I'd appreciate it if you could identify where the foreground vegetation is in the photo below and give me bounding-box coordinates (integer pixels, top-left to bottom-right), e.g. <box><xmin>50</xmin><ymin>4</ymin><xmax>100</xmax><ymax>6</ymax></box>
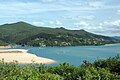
<box><xmin>0</xmin><ymin>55</ymin><xmax>120</xmax><ymax>80</ymax></box>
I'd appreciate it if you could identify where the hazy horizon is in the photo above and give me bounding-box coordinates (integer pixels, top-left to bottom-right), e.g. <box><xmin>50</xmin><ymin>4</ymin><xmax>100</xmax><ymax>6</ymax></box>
<box><xmin>0</xmin><ymin>0</ymin><xmax>120</xmax><ymax>36</ymax></box>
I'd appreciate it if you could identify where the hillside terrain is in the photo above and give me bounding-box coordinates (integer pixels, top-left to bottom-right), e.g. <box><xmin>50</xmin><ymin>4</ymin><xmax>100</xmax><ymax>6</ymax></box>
<box><xmin>0</xmin><ymin>40</ymin><xmax>8</xmax><ymax>46</ymax></box>
<box><xmin>113</xmin><ymin>36</ymin><xmax>120</xmax><ymax>40</ymax></box>
<box><xmin>0</xmin><ymin>22</ymin><xmax>119</xmax><ymax>46</ymax></box>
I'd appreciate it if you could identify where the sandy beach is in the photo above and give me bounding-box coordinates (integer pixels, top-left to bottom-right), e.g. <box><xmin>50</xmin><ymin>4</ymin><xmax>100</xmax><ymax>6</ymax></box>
<box><xmin>0</xmin><ymin>46</ymin><xmax>11</xmax><ymax>48</ymax></box>
<box><xmin>0</xmin><ymin>49</ymin><xmax>56</xmax><ymax>64</ymax></box>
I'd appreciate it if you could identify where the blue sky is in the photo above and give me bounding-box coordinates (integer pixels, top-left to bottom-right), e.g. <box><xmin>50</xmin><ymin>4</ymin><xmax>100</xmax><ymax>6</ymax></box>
<box><xmin>0</xmin><ymin>0</ymin><xmax>120</xmax><ymax>36</ymax></box>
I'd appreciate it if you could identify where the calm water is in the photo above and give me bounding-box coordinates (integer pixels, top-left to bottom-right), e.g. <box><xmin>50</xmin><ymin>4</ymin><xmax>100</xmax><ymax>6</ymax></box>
<box><xmin>12</xmin><ymin>44</ymin><xmax>120</xmax><ymax>66</ymax></box>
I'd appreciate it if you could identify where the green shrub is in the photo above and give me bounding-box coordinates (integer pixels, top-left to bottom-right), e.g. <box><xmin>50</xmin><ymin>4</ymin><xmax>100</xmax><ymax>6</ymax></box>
<box><xmin>0</xmin><ymin>56</ymin><xmax>120</xmax><ymax>80</ymax></box>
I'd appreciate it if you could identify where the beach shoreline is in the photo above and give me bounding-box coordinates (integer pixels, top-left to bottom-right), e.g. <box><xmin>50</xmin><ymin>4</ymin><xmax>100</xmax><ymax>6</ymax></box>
<box><xmin>0</xmin><ymin>46</ymin><xmax>11</xmax><ymax>49</ymax></box>
<box><xmin>104</xmin><ymin>43</ymin><xmax>120</xmax><ymax>46</ymax></box>
<box><xmin>0</xmin><ymin>49</ymin><xmax>56</xmax><ymax>64</ymax></box>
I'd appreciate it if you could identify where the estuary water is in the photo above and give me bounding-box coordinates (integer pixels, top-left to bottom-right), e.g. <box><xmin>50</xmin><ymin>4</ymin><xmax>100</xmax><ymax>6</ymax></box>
<box><xmin>12</xmin><ymin>44</ymin><xmax>120</xmax><ymax>66</ymax></box>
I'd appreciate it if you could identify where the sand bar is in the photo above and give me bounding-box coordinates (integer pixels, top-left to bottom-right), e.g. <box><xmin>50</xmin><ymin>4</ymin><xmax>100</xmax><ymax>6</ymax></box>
<box><xmin>0</xmin><ymin>46</ymin><xmax>11</xmax><ymax>48</ymax></box>
<box><xmin>0</xmin><ymin>49</ymin><xmax>56</xmax><ymax>64</ymax></box>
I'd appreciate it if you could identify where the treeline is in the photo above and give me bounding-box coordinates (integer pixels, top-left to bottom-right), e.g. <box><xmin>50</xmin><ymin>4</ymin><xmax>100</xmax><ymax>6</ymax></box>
<box><xmin>0</xmin><ymin>55</ymin><xmax>120</xmax><ymax>80</ymax></box>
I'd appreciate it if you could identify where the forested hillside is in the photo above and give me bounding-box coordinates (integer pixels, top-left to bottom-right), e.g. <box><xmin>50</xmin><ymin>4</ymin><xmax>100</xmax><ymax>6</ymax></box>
<box><xmin>0</xmin><ymin>22</ymin><xmax>119</xmax><ymax>46</ymax></box>
<box><xmin>113</xmin><ymin>36</ymin><xmax>120</xmax><ymax>40</ymax></box>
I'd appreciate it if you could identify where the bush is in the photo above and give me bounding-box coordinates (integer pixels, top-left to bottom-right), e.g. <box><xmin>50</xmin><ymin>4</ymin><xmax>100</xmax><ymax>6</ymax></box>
<box><xmin>48</xmin><ymin>62</ymin><xmax>79</xmax><ymax>80</ymax></box>
<box><xmin>93</xmin><ymin>55</ymin><xmax>120</xmax><ymax>74</ymax></box>
<box><xmin>0</xmin><ymin>56</ymin><xmax>120</xmax><ymax>80</ymax></box>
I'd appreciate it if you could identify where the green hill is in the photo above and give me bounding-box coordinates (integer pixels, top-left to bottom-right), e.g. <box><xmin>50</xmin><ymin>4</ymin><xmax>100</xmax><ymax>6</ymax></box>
<box><xmin>0</xmin><ymin>40</ymin><xmax>8</xmax><ymax>46</ymax></box>
<box><xmin>0</xmin><ymin>22</ymin><xmax>119</xmax><ymax>46</ymax></box>
<box><xmin>113</xmin><ymin>36</ymin><xmax>120</xmax><ymax>40</ymax></box>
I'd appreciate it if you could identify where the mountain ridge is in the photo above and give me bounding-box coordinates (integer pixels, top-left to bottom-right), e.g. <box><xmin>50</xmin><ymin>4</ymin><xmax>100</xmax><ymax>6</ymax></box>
<box><xmin>112</xmin><ymin>36</ymin><xmax>120</xmax><ymax>40</ymax></box>
<box><xmin>0</xmin><ymin>22</ymin><xmax>119</xmax><ymax>46</ymax></box>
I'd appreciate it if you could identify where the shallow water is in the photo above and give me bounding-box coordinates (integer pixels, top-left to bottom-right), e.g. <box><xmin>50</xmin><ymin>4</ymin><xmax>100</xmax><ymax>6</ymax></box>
<box><xmin>11</xmin><ymin>44</ymin><xmax>120</xmax><ymax>66</ymax></box>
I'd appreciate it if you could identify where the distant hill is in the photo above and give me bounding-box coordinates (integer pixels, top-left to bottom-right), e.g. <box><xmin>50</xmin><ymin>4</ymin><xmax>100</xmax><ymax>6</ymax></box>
<box><xmin>0</xmin><ymin>40</ymin><xmax>8</xmax><ymax>46</ymax></box>
<box><xmin>0</xmin><ymin>22</ymin><xmax>119</xmax><ymax>46</ymax></box>
<box><xmin>113</xmin><ymin>36</ymin><xmax>120</xmax><ymax>40</ymax></box>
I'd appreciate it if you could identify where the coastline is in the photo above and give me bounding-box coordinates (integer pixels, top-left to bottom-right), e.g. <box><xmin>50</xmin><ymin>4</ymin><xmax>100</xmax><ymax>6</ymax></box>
<box><xmin>104</xmin><ymin>43</ymin><xmax>120</xmax><ymax>46</ymax></box>
<box><xmin>0</xmin><ymin>49</ymin><xmax>56</xmax><ymax>64</ymax></box>
<box><xmin>1</xmin><ymin>42</ymin><xmax>120</xmax><ymax>49</ymax></box>
<box><xmin>104</xmin><ymin>44</ymin><xmax>113</xmax><ymax>46</ymax></box>
<box><xmin>0</xmin><ymin>46</ymin><xmax>11</xmax><ymax>49</ymax></box>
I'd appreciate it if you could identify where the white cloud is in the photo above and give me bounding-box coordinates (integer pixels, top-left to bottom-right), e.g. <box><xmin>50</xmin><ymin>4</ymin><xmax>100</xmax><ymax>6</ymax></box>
<box><xmin>74</xmin><ymin>21</ymin><xmax>93</xmax><ymax>30</ymax></box>
<box><xmin>75</xmin><ymin>21</ymin><xmax>89</xmax><ymax>27</ymax></box>
<box><xmin>92</xmin><ymin>20</ymin><xmax>120</xmax><ymax>36</ymax></box>
<box><xmin>0</xmin><ymin>0</ymin><xmax>111</xmax><ymax>16</ymax></box>
<box><xmin>56</xmin><ymin>20</ymin><xmax>63</xmax><ymax>25</ymax></box>
<box><xmin>0</xmin><ymin>0</ymin><xmax>120</xmax><ymax>16</ymax></box>
<box><xmin>41</xmin><ymin>0</ymin><xmax>56</xmax><ymax>3</ymax></box>
<box><xmin>62</xmin><ymin>15</ymin><xmax>96</xmax><ymax>21</ymax></box>
<box><xmin>74</xmin><ymin>21</ymin><xmax>100</xmax><ymax>30</ymax></box>
<box><xmin>108</xmin><ymin>17</ymin><xmax>112</xmax><ymax>19</ymax></box>
<box><xmin>49</xmin><ymin>21</ymin><xmax>54</xmax><ymax>24</ymax></box>
<box><xmin>111</xmin><ymin>20</ymin><xmax>120</xmax><ymax>26</ymax></box>
<box><xmin>88</xmin><ymin>1</ymin><xmax>105</xmax><ymax>8</ymax></box>
<box><xmin>117</xmin><ymin>9</ymin><xmax>120</xmax><ymax>15</ymax></box>
<box><xmin>74</xmin><ymin>20</ymin><xmax>120</xmax><ymax>36</ymax></box>
<box><xmin>32</xmin><ymin>21</ymin><xmax>45</xmax><ymax>26</ymax></box>
<box><xmin>103</xmin><ymin>20</ymin><xmax>120</xmax><ymax>27</ymax></box>
<box><xmin>47</xmin><ymin>20</ymin><xmax>64</xmax><ymax>28</ymax></box>
<box><xmin>78</xmin><ymin>15</ymin><xmax>96</xmax><ymax>20</ymax></box>
<box><xmin>93</xmin><ymin>20</ymin><xmax>120</xmax><ymax>30</ymax></box>
<box><xmin>62</xmin><ymin>16</ymin><xmax>75</xmax><ymax>20</ymax></box>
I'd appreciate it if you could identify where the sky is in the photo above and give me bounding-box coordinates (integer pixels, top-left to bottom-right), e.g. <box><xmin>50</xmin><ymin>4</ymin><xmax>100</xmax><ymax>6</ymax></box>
<box><xmin>0</xmin><ymin>0</ymin><xmax>120</xmax><ymax>36</ymax></box>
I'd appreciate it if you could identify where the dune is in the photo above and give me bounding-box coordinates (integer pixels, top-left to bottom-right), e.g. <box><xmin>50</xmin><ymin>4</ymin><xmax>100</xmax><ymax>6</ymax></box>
<box><xmin>0</xmin><ymin>49</ymin><xmax>56</xmax><ymax>64</ymax></box>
